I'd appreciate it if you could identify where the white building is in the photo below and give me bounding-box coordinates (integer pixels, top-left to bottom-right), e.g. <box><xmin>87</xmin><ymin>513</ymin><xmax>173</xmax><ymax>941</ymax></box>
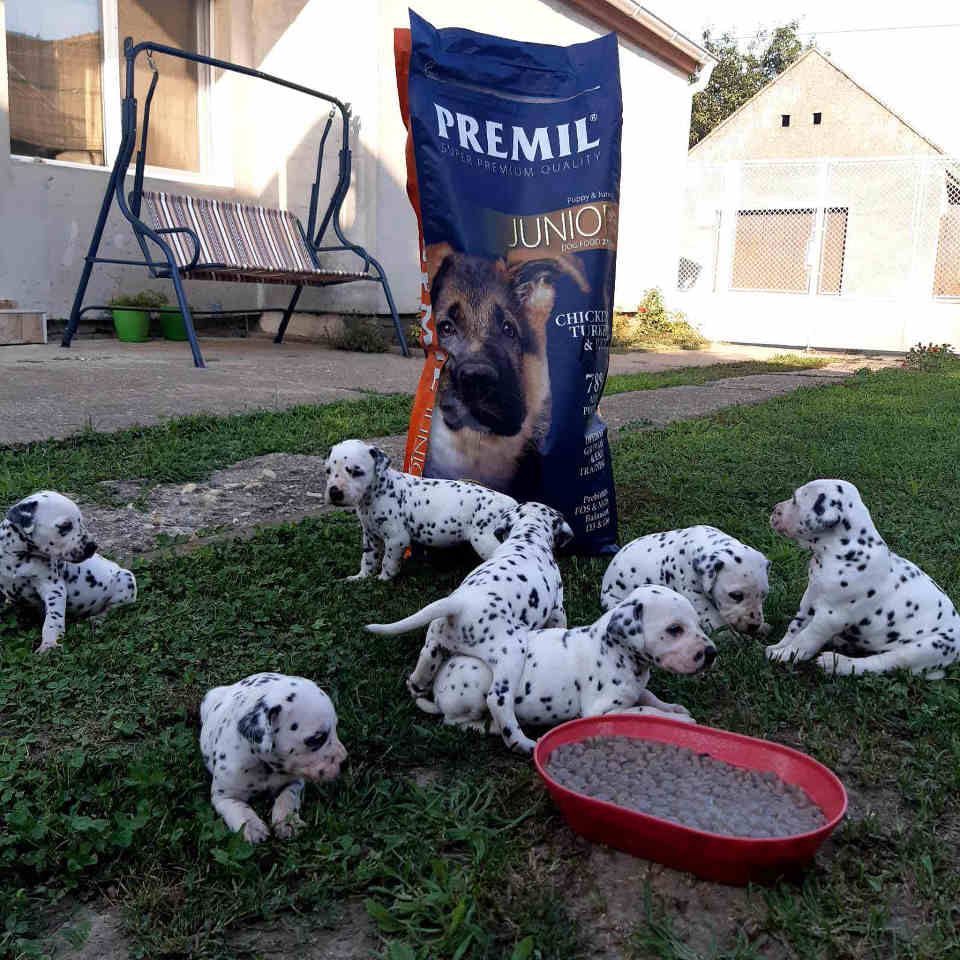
<box><xmin>0</xmin><ymin>0</ymin><xmax>714</xmax><ymax>335</ymax></box>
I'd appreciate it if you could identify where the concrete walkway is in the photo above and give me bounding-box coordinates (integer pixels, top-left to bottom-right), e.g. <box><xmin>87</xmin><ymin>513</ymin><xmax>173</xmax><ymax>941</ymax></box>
<box><xmin>0</xmin><ymin>336</ymin><xmax>897</xmax><ymax>446</ymax></box>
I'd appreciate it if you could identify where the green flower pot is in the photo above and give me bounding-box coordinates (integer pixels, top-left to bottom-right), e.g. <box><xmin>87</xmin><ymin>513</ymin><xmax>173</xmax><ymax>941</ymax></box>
<box><xmin>112</xmin><ymin>309</ymin><xmax>150</xmax><ymax>342</ymax></box>
<box><xmin>160</xmin><ymin>310</ymin><xmax>189</xmax><ymax>341</ymax></box>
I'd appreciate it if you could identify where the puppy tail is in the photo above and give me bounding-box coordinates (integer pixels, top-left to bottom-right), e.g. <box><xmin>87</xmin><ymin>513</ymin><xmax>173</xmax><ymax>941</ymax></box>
<box><xmin>415</xmin><ymin>697</ymin><xmax>441</xmax><ymax>715</ymax></box>
<box><xmin>365</xmin><ymin>596</ymin><xmax>462</xmax><ymax>636</ymax></box>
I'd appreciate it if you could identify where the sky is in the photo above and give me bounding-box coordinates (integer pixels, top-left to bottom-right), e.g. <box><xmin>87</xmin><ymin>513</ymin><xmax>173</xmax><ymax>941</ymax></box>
<box><xmin>659</xmin><ymin>0</ymin><xmax>960</xmax><ymax>155</ymax></box>
<box><xmin>5</xmin><ymin>1</ymin><xmax>100</xmax><ymax>42</ymax></box>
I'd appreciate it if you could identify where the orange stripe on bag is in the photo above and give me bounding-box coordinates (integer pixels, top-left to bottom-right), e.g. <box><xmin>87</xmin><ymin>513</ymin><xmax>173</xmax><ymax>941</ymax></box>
<box><xmin>395</xmin><ymin>28</ymin><xmax>445</xmax><ymax>476</ymax></box>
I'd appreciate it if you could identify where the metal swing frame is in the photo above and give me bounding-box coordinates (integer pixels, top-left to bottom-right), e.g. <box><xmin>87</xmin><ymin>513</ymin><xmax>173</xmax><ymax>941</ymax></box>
<box><xmin>62</xmin><ymin>37</ymin><xmax>409</xmax><ymax>368</ymax></box>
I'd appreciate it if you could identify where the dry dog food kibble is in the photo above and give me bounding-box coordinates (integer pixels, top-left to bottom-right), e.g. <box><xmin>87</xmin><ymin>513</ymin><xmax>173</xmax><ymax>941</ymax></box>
<box><xmin>547</xmin><ymin>737</ymin><xmax>826</xmax><ymax>838</ymax></box>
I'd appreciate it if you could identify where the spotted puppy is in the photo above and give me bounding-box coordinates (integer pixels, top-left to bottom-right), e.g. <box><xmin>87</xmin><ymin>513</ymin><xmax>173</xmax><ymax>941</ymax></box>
<box><xmin>200</xmin><ymin>673</ymin><xmax>347</xmax><ymax>843</ymax></box>
<box><xmin>600</xmin><ymin>525</ymin><xmax>770</xmax><ymax>637</ymax></box>
<box><xmin>1</xmin><ymin>491</ymin><xmax>137</xmax><ymax>653</ymax></box>
<box><xmin>366</xmin><ymin>502</ymin><xmax>573</xmax><ymax>754</ymax></box>
<box><xmin>417</xmin><ymin>585</ymin><xmax>715</xmax><ymax>734</ymax></box>
<box><xmin>324</xmin><ymin>439</ymin><xmax>518</xmax><ymax>580</ymax></box>
<box><xmin>767</xmin><ymin>479</ymin><xmax>960</xmax><ymax>677</ymax></box>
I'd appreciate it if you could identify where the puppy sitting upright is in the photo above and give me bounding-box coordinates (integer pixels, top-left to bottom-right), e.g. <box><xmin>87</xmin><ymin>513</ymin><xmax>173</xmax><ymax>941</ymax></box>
<box><xmin>200</xmin><ymin>673</ymin><xmax>347</xmax><ymax>843</ymax></box>
<box><xmin>367</xmin><ymin>502</ymin><xmax>573</xmax><ymax>754</ymax></box>
<box><xmin>1</xmin><ymin>491</ymin><xmax>137</xmax><ymax>653</ymax></box>
<box><xmin>766</xmin><ymin>479</ymin><xmax>960</xmax><ymax>677</ymax></box>
<box><xmin>324</xmin><ymin>439</ymin><xmax>517</xmax><ymax>580</ymax></box>
<box><xmin>417</xmin><ymin>585</ymin><xmax>715</xmax><ymax>734</ymax></box>
<box><xmin>600</xmin><ymin>525</ymin><xmax>770</xmax><ymax>637</ymax></box>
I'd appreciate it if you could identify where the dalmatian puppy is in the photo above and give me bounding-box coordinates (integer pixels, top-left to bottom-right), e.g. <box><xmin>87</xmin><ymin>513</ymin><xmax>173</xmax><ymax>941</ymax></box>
<box><xmin>766</xmin><ymin>479</ymin><xmax>960</xmax><ymax>677</ymax></box>
<box><xmin>324</xmin><ymin>439</ymin><xmax>518</xmax><ymax>580</ymax></box>
<box><xmin>1</xmin><ymin>491</ymin><xmax>137</xmax><ymax>654</ymax></box>
<box><xmin>200</xmin><ymin>673</ymin><xmax>348</xmax><ymax>844</ymax></box>
<box><xmin>416</xmin><ymin>585</ymin><xmax>715</xmax><ymax>734</ymax></box>
<box><xmin>366</xmin><ymin>501</ymin><xmax>574</xmax><ymax>754</ymax></box>
<box><xmin>600</xmin><ymin>525</ymin><xmax>770</xmax><ymax>637</ymax></box>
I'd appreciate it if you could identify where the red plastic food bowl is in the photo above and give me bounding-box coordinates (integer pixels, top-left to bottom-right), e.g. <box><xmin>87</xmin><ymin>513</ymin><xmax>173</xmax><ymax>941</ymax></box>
<box><xmin>534</xmin><ymin>715</ymin><xmax>847</xmax><ymax>885</ymax></box>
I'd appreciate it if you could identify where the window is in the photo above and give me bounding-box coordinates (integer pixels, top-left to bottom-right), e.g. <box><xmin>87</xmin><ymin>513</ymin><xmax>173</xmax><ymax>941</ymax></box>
<box><xmin>813</xmin><ymin>112</ymin><xmax>822</xmax><ymax>125</ymax></box>
<box><xmin>6</xmin><ymin>0</ymin><xmax>211</xmax><ymax>173</ymax></box>
<box><xmin>6</xmin><ymin>1</ymin><xmax>105</xmax><ymax>164</ymax></box>
<box><xmin>781</xmin><ymin>114</ymin><xmax>790</xmax><ymax>127</ymax></box>
<box><xmin>731</xmin><ymin>207</ymin><xmax>848</xmax><ymax>295</ymax></box>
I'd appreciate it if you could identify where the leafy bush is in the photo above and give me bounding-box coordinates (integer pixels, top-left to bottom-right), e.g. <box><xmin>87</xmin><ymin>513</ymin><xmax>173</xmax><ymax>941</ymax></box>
<box><xmin>611</xmin><ymin>289</ymin><xmax>707</xmax><ymax>351</ymax></box>
<box><xmin>901</xmin><ymin>342</ymin><xmax>960</xmax><ymax>373</ymax></box>
<box><xmin>328</xmin><ymin>316</ymin><xmax>391</xmax><ymax>353</ymax></box>
<box><xmin>107</xmin><ymin>290</ymin><xmax>169</xmax><ymax>311</ymax></box>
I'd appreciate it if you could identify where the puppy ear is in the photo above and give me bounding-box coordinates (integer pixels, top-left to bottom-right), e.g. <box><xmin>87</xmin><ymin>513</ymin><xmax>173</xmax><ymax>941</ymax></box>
<box><xmin>806</xmin><ymin>491</ymin><xmax>844</xmax><ymax>532</ymax></box>
<box><xmin>553</xmin><ymin>517</ymin><xmax>575</xmax><ymax>550</ymax></box>
<box><xmin>693</xmin><ymin>554</ymin><xmax>725</xmax><ymax>595</ymax></box>
<box><xmin>236</xmin><ymin>699</ymin><xmax>276</xmax><ymax>755</ymax></box>
<box><xmin>425</xmin><ymin>242</ymin><xmax>457</xmax><ymax>297</ymax></box>
<box><xmin>507</xmin><ymin>256</ymin><xmax>589</xmax><ymax>330</ymax></box>
<box><xmin>608</xmin><ymin>599</ymin><xmax>644</xmax><ymax>641</ymax></box>
<box><xmin>493</xmin><ymin>516</ymin><xmax>514</xmax><ymax>543</ymax></box>
<box><xmin>369</xmin><ymin>446</ymin><xmax>391</xmax><ymax>473</ymax></box>
<box><xmin>5</xmin><ymin>499</ymin><xmax>38</xmax><ymax>534</ymax></box>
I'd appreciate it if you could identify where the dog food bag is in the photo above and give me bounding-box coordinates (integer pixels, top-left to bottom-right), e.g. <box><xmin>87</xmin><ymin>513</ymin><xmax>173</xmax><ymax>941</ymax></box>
<box><xmin>395</xmin><ymin>12</ymin><xmax>621</xmax><ymax>553</ymax></box>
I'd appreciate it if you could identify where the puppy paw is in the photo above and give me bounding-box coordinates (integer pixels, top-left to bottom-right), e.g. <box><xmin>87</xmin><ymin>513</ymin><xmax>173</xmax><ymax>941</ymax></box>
<box><xmin>242</xmin><ymin>816</ymin><xmax>270</xmax><ymax>845</ymax></box>
<box><xmin>665</xmin><ymin>702</ymin><xmax>691</xmax><ymax>717</ymax></box>
<box><xmin>376</xmin><ymin>570</ymin><xmax>398</xmax><ymax>582</ymax></box>
<box><xmin>272</xmin><ymin>813</ymin><xmax>305</xmax><ymax>839</ymax></box>
<box><xmin>765</xmin><ymin>643</ymin><xmax>801</xmax><ymax>663</ymax></box>
<box><xmin>758</xmin><ymin>622</ymin><xmax>773</xmax><ymax>639</ymax></box>
<box><xmin>344</xmin><ymin>571</ymin><xmax>370</xmax><ymax>582</ymax></box>
<box><xmin>816</xmin><ymin>652</ymin><xmax>854</xmax><ymax>675</ymax></box>
<box><xmin>35</xmin><ymin>641</ymin><xmax>60</xmax><ymax>655</ymax></box>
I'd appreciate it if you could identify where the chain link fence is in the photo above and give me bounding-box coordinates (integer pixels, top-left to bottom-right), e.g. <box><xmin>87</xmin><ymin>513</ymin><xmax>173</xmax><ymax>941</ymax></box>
<box><xmin>675</xmin><ymin>157</ymin><xmax>960</xmax><ymax>350</ymax></box>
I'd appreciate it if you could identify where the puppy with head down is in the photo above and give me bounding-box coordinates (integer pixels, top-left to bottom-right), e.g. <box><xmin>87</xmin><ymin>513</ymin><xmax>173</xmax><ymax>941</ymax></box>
<box><xmin>1</xmin><ymin>491</ymin><xmax>137</xmax><ymax>653</ymax></box>
<box><xmin>600</xmin><ymin>525</ymin><xmax>770</xmax><ymax>638</ymax></box>
<box><xmin>423</xmin><ymin>244</ymin><xmax>589</xmax><ymax>493</ymax></box>
<box><xmin>417</xmin><ymin>585</ymin><xmax>715</xmax><ymax>735</ymax></box>
<box><xmin>200</xmin><ymin>673</ymin><xmax>347</xmax><ymax>843</ymax></box>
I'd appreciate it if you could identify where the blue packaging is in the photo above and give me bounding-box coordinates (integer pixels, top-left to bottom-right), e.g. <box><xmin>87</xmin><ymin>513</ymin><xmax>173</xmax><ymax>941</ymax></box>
<box><xmin>403</xmin><ymin>10</ymin><xmax>621</xmax><ymax>553</ymax></box>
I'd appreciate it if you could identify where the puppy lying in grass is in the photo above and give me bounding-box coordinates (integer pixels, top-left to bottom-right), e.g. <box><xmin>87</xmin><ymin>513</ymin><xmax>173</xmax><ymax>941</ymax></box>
<box><xmin>416</xmin><ymin>585</ymin><xmax>716</xmax><ymax>736</ymax></box>
<box><xmin>200</xmin><ymin>673</ymin><xmax>347</xmax><ymax>843</ymax></box>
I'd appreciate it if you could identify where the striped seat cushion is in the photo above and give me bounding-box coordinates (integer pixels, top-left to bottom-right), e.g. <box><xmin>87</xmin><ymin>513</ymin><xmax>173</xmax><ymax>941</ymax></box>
<box><xmin>140</xmin><ymin>192</ymin><xmax>368</xmax><ymax>285</ymax></box>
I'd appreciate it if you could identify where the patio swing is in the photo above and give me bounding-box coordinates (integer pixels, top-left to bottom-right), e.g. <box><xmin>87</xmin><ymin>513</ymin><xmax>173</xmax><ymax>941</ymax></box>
<box><xmin>62</xmin><ymin>38</ymin><xmax>409</xmax><ymax>368</ymax></box>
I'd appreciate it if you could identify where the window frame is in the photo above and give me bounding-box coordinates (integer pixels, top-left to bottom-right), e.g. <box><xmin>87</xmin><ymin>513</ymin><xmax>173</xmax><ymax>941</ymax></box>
<box><xmin>7</xmin><ymin>0</ymin><xmax>228</xmax><ymax>187</ymax></box>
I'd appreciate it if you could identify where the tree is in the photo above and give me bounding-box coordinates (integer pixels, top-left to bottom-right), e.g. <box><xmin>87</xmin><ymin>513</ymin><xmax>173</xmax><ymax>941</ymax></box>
<box><xmin>689</xmin><ymin>21</ymin><xmax>817</xmax><ymax>149</ymax></box>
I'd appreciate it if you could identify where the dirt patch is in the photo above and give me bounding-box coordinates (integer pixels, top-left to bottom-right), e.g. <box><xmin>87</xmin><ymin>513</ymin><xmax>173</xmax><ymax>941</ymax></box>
<box><xmin>225</xmin><ymin>899</ymin><xmax>378</xmax><ymax>960</ymax></box>
<box><xmin>524</xmin><ymin>827</ymin><xmax>794</xmax><ymax>960</ymax></box>
<box><xmin>78</xmin><ymin>435</ymin><xmax>407</xmax><ymax>561</ymax></box>
<box><xmin>37</xmin><ymin>902</ymin><xmax>130</xmax><ymax>960</ymax></box>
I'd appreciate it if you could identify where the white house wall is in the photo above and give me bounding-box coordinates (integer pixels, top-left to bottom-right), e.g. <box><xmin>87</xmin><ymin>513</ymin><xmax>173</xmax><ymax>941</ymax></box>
<box><xmin>0</xmin><ymin>0</ymin><xmax>698</xmax><ymax>320</ymax></box>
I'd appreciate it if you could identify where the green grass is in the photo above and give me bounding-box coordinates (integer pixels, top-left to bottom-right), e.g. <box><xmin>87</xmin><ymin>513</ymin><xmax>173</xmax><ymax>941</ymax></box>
<box><xmin>0</xmin><ymin>394</ymin><xmax>414</xmax><ymax>507</ymax></box>
<box><xmin>603</xmin><ymin>355</ymin><xmax>830</xmax><ymax>396</ymax></box>
<box><xmin>2</xmin><ymin>367</ymin><xmax>960</xmax><ymax>959</ymax></box>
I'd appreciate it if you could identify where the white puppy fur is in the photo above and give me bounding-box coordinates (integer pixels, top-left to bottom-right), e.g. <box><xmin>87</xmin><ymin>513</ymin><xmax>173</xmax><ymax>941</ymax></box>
<box><xmin>600</xmin><ymin>525</ymin><xmax>770</xmax><ymax>637</ymax></box>
<box><xmin>417</xmin><ymin>585</ymin><xmax>715</xmax><ymax>733</ymax></box>
<box><xmin>1</xmin><ymin>491</ymin><xmax>137</xmax><ymax>653</ymax></box>
<box><xmin>200</xmin><ymin>673</ymin><xmax>347</xmax><ymax>843</ymax></box>
<box><xmin>766</xmin><ymin>479</ymin><xmax>960</xmax><ymax>677</ymax></box>
<box><xmin>324</xmin><ymin>439</ymin><xmax>518</xmax><ymax>580</ymax></box>
<box><xmin>366</xmin><ymin>502</ymin><xmax>573</xmax><ymax>754</ymax></box>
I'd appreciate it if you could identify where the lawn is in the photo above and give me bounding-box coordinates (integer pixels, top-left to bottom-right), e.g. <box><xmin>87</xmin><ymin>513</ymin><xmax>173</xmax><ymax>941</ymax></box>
<box><xmin>2</xmin><ymin>368</ymin><xmax>959</xmax><ymax>959</ymax></box>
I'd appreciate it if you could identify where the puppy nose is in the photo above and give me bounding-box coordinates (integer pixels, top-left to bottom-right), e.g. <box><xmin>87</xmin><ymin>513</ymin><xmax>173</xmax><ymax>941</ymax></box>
<box><xmin>458</xmin><ymin>362</ymin><xmax>499</xmax><ymax>392</ymax></box>
<box><xmin>703</xmin><ymin>646</ymin><xmax>717</xmax><ymax>667</ymax></box>
<box><xmin>328</xmin><ymin>485</ymin><xmax>343</xmax><ymax>503</ymax></box>
<box><xmin>82</xmin><ymin>541</ymin><xmax>97</xmax><ymax>560</ymax></box>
